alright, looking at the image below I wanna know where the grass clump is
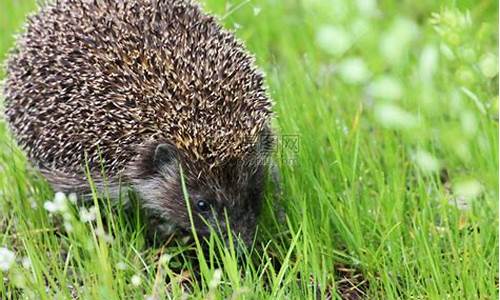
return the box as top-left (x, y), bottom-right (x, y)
top-left (0, 0), bottom-right (498, 299)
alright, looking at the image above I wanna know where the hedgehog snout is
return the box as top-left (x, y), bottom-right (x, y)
top-left (225, 209), bottom-right (258, 248)
top-left (190, 207), bottom-right (256, 249)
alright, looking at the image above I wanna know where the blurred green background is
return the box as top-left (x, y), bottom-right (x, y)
top-left (0, 0), bottom-right (498, 299)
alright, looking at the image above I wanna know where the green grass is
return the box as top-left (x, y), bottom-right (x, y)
top-left (0, 0), bottom-right (498, 299)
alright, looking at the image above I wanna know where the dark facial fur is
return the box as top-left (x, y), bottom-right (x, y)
top-left (3, 0), bottom-right (274, 245)
top-left (128, 140), bottom-right (271, 245)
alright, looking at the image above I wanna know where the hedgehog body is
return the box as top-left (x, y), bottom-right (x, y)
top-left (4, 0), bottom-right (274, 244)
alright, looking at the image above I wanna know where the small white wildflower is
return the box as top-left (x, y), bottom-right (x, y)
top-left (44, 192), bottom-right (68, 213)
top-left (43, 201), bottom-right (59, 213)
top-left (479, 53), bottom-right (498, 78)
top-left (131, 274), bottom-right (142, 286)
top-left (380, 18), bottom-right (419, 64)
top-left (116, 261), bottom-right (128, 270)
top-left (435, 226), bottom-right (448, 235)
top-left (413, 149), bottom-right (440, 173)
top-left (64, 222), bottom-right (74, 233)
top-left (316, 25), bottom-right (351, 56)
top-left (252, 6), bottom-right (261, 16)
top-left (102, 234), bottom-right (114, 244)
top-left (54, 192), bottom-right (68, 211)
top-left (356, 0), bottom-right (379, 17)
top-left (30, 199), bottom-right (37, 209)
top-left (54, 192), bottom-right (66, 206)
top-left (0, 247), bottom-right (16, 271)
top-left (159, 254), bottom-right (172, 265)
top-left (374, 104), bottom-right (417, 129)
top-left (338, 57), bottom-right (371, 84)
top-left (419, 45), bottom-right (439, 83)
top-left (454, 180), bottom-right (482, 200)
top-left (144, 295), bottom-right (157, 300)
top-left (342, 124), bottom-right (349, 135)
top-left (79, 206), bottom-right (97, 223)
top-left (368, 76), bottom-right (403, 101)
top-left (68, 193), bottom-right (78, 205)
top-left (21, 257), bottom-right (31, 269)
top-left (95, 228), bottom-right (114, 243)
top-left (233, 23), bottom-right (241, 30)
top-left (208, 269), bottom-right (223, 289)
top-left (460, 111), bottom-right (477, 136)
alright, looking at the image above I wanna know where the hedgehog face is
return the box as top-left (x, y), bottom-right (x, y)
top-left (180, 175), bottom-right (263, 247)
top-left (130, 142), bottom-right (267, 246)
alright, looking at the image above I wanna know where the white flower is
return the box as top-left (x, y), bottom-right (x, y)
top-left (0, 247), bottom-right (16, 271)
top-left (454, 180), bottom-right (482, 200)
top-left (368, 76), bottom-right (403, 101)
top-left (116, 261), bottom-right (128, 270)
top-left (21, 257), bottom-right (31, 269)
top-left (316, 25), bottom-right (351, 56)
top-left (356, 0), bottom-right (379, 17)
top-left (79, 206), bottom-right (97, 223)
top-left (44, 192), bottom-right (68, 213)
top-left (447, 180), bottom-right (482, 211)
top-left (43, 201), bottom-right (59, 213)
top-left (460, 111), bottom-right (477, 136)
top-left (208, 269), bottom-right (223, 289)
top-left (64, 222), bottom-right (74, 233)
top-left (413, 150), bottom-right (440, 173)
top-left (30, 199), bottom-right (37, 209)
top-left (479, 53), bottom-right (498, 78)
top-left (253, 6), bottom-right (261, 16)
top-left (159, 254), bottom-right (172, 265)
top-left (68, 193), bottom-right (78, 204)
top-left (419, 45), bottom-right (439, 83)
top-left (338, 57), bottom-right (371, 84)
top-left (380, 18), bottom-right (419, 65)
top-left (131, 274), bottom-right (142, 286)
top-left (54, 192), bottom-right (66, 205)
top-left (374, 104), bottom-right (417, 129)
top-left (95, 228), bottom-right (114, 243)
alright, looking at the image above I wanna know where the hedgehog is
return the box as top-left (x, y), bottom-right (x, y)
top-left (3, 0), bottom-right (275, 245)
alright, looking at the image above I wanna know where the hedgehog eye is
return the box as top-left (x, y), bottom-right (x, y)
top-left (196, 200), bottom-right (210, 212)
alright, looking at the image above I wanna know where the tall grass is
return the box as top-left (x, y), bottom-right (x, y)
top-left (0, 0), bottom-right (498, 299)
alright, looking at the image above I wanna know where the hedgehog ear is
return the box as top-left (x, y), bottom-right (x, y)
top-left (153, 143), bottom-right (178, 170)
